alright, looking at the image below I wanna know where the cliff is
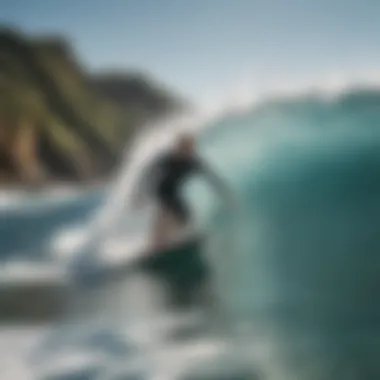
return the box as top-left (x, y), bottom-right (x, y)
top-left (0, 28), bottom-right (184, 186)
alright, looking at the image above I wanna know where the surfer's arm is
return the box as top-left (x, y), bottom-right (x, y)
top-left (199, 161), bottom-right (235, 207)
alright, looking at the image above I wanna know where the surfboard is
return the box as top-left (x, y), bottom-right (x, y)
top-left (106, 231), bottom-right (208, 280)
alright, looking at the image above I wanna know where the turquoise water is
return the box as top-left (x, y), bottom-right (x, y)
top-left (3, 88), bottom-right (380, 379)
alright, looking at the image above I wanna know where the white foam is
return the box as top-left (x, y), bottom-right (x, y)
top-left (218, 68), bottom-right (380, 115)
top-left (50, 225), bottom-right (90, 262)
top-left (0, 191), bottom-right (27, 211)
top-left (0, 327), bottom-right (47, 380)
top-left (101, 236), bottom-right (148, 265)
top-left (34, 351), bottom-right (104, 380)
top-left (0, 261), bottom-right (65, 285)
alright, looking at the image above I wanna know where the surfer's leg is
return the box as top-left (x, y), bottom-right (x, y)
top-left (166, 196), bottom-right (191, 236)
top-left (151, 192), bottom-right (191, 250)
top-left (151, 203), bottom-right (172, 250)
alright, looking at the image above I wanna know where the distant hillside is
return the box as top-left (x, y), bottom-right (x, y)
top-left (92, 72), bottom-right (185, 120)
top-left (0, 28), bottom-right (185, 186)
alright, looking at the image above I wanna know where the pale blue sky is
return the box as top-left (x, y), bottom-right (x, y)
top-left (2, 0), bottom-right (380, 104)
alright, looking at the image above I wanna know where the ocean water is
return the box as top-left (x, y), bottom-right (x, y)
top-left (3, 86), bottom-right (380, 379)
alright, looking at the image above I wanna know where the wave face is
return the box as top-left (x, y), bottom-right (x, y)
top-left (185, 88), bottom-right (380, 378)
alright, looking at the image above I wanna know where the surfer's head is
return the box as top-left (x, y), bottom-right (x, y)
top-left (176, 132), bottom-right (196, 156)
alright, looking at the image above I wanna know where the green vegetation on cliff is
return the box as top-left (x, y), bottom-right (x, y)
top-left (0, 28), bottom-right (185, 185)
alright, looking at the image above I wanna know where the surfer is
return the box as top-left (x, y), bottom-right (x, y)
top-left (134, 132), bottom-right (234, 250)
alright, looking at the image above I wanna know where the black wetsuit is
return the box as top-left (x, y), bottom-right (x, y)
top-left (145, 152), bottom-right (205, 223)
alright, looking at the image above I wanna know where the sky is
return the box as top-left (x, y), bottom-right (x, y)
top-left (2, 0), bottom-right (380, 106)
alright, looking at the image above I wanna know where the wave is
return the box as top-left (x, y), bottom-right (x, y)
top-left (6, 75), bottom-right (380, 379)
top-left (192, 83), bottom-right (380, 378)
top-left (4, 77), bottom-right (380, 264)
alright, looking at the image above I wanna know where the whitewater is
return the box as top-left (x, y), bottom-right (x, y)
top-left (3, 76), bottom-right (380, 379)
